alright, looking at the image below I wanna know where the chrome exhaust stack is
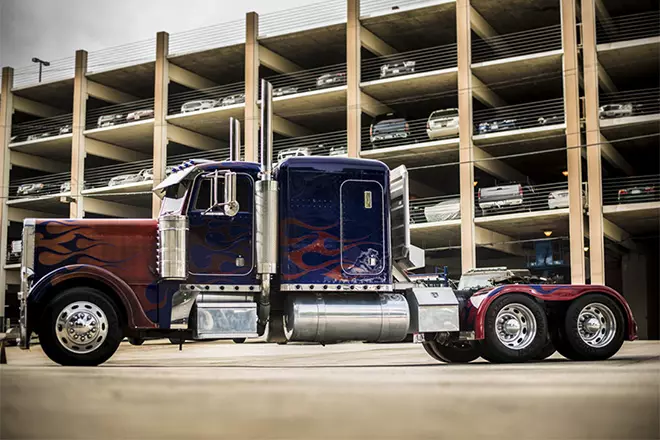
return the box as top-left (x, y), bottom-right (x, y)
top-left (255, 79), bottom-right (278, 335)
top-left (229, 117), bottom-right (241, 161)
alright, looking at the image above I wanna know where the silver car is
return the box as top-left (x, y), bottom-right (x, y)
top-left (599, 103), bottom-right (633, 119)
top-left (316, 72), bottom-right (346, 88)
top-left (329, 145), bottom-right (347, 156)
top-left (424, 198), bottom-right (460, 222)
top-left (26, 132), bottom-right (53, 141)
top-left (478, 183), bottom-right (524, 214)
top-left (16, 182), bottom-right (45, 197)
top-left (273, 86), bottom-right (299, 97)
top-left (277, 147), bottom-right (311, 164)
top-left (426, 108), bottom-right (459, 140)
top-left (97, 114), bottom-right (125, 128)
top-left (59, 180), bottom-right (86, 193)
top-left (126, 109), bottom-right (154, 121)
top-left (181, 99), bottom-right (217, 113)
top-left (380, 61), bottom-right (415, 78)
top-left (220, 94), bottom-right (245, 107)
top-left (108, 170), bottom-right (147, 187)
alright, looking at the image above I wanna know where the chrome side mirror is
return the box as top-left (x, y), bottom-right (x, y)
top-left (223, 171), bottom-right (239, 217)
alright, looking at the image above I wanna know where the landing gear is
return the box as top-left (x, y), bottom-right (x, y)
top-left (553, 294), bottom-right (624, 361)
top-left (128, 337), bottom-right (145, 346)
top-left (423, 340), bottom-right (480, 363)
top-left (39, 287), bottom-right (122, 366)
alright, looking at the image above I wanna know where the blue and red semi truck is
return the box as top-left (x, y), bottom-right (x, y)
top-left (17, 82), bottom-right (636, 366)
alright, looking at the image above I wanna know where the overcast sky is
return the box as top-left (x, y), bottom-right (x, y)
top-left (0, 0), bottom-right (321, 68)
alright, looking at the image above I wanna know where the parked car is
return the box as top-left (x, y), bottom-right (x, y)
top-left (219, 94), bottom-right (245, 107)
top-left (16, 182), bottom-right (45, 197)
top-left (277, 147), bottom-right (311, 164)
top-left (476, 119), bottom-right (518, 134)
top-left (370, 114), bottom-right (410, 145)
top-left (126, 109), bottom-right (154, 122)
top-left (273, 86), bottom-right (300, 97)
top-left (316, 72), bottom-right (346, 88)
top-left (181, 99), bottom-right (217, 113)
top-left (59, 180), bottom-right (87, 193)
top-left (8, 240), bottom-right (22, 263)
top-left (618, 185), bottom-right (657, 203)
top-left (329, 145), bottom-right (347, 156)
top-left (380, 61), bottom-right (416, 78)
top-left (548, 186), bottom-right (588, 210)
top-left (108, 169), bottom-right (150, 187)
top-left (478, 182), bottom-right (525, 214)
top-left (424, 198), bottom-right (460, 222)
top-left (426, 108), bottom-right (459, 140)
top-left (97, 114), bottom-right (125, 128)
top-left (9, 135), bottom-right (21, 143)
top-left (599, 103), bottom-right (633, 119)
top-left (457, 267), bottom-right (532, 292)
top-left (59, 125), bottom-right (72, 135)
top-left (140, 166), bottom-right (175, 182)
top-left (26, 132), bottom-right (53, 142)
top-left (537, 115), bottom-right (561, 126)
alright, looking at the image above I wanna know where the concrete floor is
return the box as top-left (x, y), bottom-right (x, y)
top-left (1, 341), bottom-right (658, 439)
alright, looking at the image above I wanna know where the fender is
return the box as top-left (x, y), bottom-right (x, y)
top-left (29, 264), bottom-right (157, 329)
top-left (467, 284), bottom-right (637, 341)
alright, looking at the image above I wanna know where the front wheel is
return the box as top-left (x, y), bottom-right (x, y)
top-left (557, 294), bottom-right (625, 361)
top-left (423, 340), bottom-right (480, 363)
top-left (479, 294), bottom-right (548, 363)
top-left (39, 287), bottom-right (122, 366)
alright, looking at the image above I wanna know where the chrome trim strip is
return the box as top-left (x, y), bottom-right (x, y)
top-left (180, 284), bottom-right (261, 293)
top-left (280, 284), bottom-right (393, 292)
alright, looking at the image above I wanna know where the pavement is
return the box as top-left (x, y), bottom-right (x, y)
top-left (0, 340), bottom-right (658, 440)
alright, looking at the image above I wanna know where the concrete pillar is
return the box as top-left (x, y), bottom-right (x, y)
top-left (582, 0), bottom-right (605, 284)
top-left (457, 0), bottom-right (476, 272)
top-left (560, 0), bottom-right (586, 284)
top-left (70, 50), bottom-right (88, 218)
top-left (0, 67), bottom-right (14, 323)
top-left (347, 0), bottom-right (361, 158)
top-left (622, 251), bottom-right (649, 339)
top-left (152, 31), bottom-right (169, 218)
top-left (244, 12), bottom-right (259, 163)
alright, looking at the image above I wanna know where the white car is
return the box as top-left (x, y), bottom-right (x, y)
top-left (478, 183), bottom-right (525, 214)
top-left (329, 145), bottom-right (347, 156)
top-left (273, 86), bottom-right (299, 97)
top-left (26, 132), bottom-right (53, 141)
top-left (380, 61), bottom-right (415, 78)
top-left (97, 114), bottom-right (125, 127)
top-left (219, 94), bottom-right (245, 107)
top-left (16, 182), bottom-right (45, 197)
top-left (59, 181), bottom-right (86, 193)
top-left (548, 189), bottom-right (588, 209)
top-left (181, 99), bottom-right (217, 113)
top-left (8, 240), bottom-right (22, 261)
top-left (426, 109), bottom-right (459, 140)
top-left (108, 169), bottom-right (150, 187)
top-left (424, 198), bottom-right (460, 222)
top-left (126, 109), bottom-right (154, 121)
top-left (599, 103), bottom-right (633, 119)
top-left (277, 147), bottom-right (311, 164)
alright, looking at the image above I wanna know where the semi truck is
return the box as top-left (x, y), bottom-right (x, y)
top-left (17, 81), bottom-right (637, 366)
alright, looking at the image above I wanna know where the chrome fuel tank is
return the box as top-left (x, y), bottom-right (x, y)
top-left (284, 293), bottom-right (409, 343)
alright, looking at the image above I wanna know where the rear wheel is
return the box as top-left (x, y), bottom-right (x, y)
top-left (557, 294), bottom-right (624, 361)
top-left (423, 340), bottom-right (480, 363)
top-left (39, 287), bottom-right (122, 366)
top-left (479, 294), bottom-right (548, 363)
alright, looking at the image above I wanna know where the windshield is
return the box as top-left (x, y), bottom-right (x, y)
top-left (458, 272), bottom-right (508, 290)
top-left (432, 109), bottom-right (458, 118)
top-left (160, 181), bottom-right (191, 215)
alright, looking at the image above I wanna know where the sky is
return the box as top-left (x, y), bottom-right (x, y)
top-left (0, 0), bottom-right (322, 68)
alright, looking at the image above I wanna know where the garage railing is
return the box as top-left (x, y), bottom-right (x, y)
top-left (273, 129), bottom-right (347, 160)
top-left (12, 56), bottom-right (75, 89)
top-left (259, 0), bottom-right (346, 38)
top-left (473, 98), bottom-right (565, 135)
top-left (410, 194), bottom-right (461, 224)
top-left (169, 19), bottom-right (245, 57)
top-left (474, 181), bottom-right (573, 218)
top-left (9, 171), bottom-right (71, 201)
top-left (599, 87), bottom-right (660, 118)
top-left (10, 113), bottom-right (74, 143)
top-left (596, 11), bottom-right (660, 45)
top-left (87, 38), bottom-right (157, 75)
top-left (361, 43), bottom-right (457, 83)
top-left (86, 98), bottom-right (155, 130)
top-left (168, 81), bottom-right (245, 116)
top-left (603, 175), bottom-right (660, 206)
top-left (472, 24), bottom-right (563, 64)
top-left (360, 0), bottom-right (445, 17)
top-left (262, 63), bottom-right (348, 97)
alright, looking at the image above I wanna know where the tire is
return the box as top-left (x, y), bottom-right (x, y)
top-left (534, 336), bottom-right (556, 361)
top-left (128, 337), bottom-right (145, 346)
top-left (479, 294), bottom-right (548, 363)
top-left (423, 340), bottom-right (480, 363)
top-left (557, 294), bottom-right (625, 361)
top-left (232, 338), bottom-right (246, 344)
top-left (39, 287), bottom-right (122, 366)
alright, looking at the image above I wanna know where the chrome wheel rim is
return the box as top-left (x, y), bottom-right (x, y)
top-left (495, 303), bottom-right (537, 350)
top-left (55, 301), bottom-right (108, 354)
top-left (577, 303), bottom-right (616, 348)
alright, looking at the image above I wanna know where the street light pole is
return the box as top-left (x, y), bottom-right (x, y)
top-left (31, 57), bottom-right (50, 83)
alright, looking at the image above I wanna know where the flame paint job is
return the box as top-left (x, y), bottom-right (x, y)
top-left (463, 284), bottom-right (638, 340)
top-left (30, 219), bottom-right (160, 327)
top-left (277, 157), bottom-right (391, 286)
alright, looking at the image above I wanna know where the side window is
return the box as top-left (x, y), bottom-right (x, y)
top-left (193, 178), bottom-right (223, 211)
top-left (191, 174), bottom-right (251, 213)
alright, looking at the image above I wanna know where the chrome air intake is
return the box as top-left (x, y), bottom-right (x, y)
top-left (157, 214), bottom-right (188, 280)
top-left (284, 293), bottom-right (410, 343)
top-left (229, 117), bottom-right (241, 161)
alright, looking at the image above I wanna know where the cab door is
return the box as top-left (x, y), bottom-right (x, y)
top-left (186, 172), bottom-right (255, 283)
top-left (340, 180), bottom-right (386, 276)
